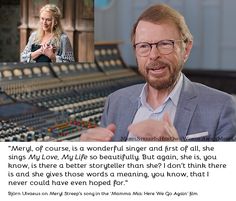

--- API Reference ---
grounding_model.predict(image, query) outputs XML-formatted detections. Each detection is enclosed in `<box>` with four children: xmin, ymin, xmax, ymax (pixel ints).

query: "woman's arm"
<box><xmin>56</xmin><ymin>34</ymin><xmax>75</xmax><ymax>62</ymax></box>
<box><xmin>20</xmin><ymin>32</ymin><xmax>37</xmax><ymax>62</ymax></box>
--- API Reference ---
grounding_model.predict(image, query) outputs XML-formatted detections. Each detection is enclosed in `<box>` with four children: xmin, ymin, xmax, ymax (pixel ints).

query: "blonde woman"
<box><xmin>21</xmin><ymin>4</ymin><xmax>74</xmax><ymax>63</ymax></box>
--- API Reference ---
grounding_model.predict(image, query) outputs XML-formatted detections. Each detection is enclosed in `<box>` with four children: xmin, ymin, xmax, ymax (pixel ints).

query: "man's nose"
<box><xmin>149</xmin><ymin>45</ymin><xmax>161</xmax><ymax>60</ymax></box>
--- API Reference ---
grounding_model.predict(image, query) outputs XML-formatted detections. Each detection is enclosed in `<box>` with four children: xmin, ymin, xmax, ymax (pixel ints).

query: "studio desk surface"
<box><xmin>0</xmin><ymin>42</ymin><xmax>144</xmax><ymax>142</ymax></box>
<box><xmin>1</xmin><ymin>41</ymin><xmax>235</xmax><ymax>142</ymax></box>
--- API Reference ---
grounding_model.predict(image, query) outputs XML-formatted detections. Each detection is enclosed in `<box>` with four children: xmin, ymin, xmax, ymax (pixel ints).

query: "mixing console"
<box><xmin>0</xmin><ymin>42</ymin><xmax>144</xmax><ymax>142</ymax></box>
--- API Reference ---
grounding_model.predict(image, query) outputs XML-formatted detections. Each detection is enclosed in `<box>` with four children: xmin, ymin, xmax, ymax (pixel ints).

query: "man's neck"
<box><xmin>146</xmin><ymin>74</ymin><xmax>181</xmax><ymax>109</ymax></box>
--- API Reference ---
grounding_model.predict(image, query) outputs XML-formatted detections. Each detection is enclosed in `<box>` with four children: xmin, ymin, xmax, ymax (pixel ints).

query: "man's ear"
<box><xmin>183</xmin><ymin>40</ymin><xmax>193</xmax><ymax>63</ymax></box>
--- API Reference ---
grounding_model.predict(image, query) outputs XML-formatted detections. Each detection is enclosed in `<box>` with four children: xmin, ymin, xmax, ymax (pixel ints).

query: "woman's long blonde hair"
<box><xmin>34</xmin><ymin>4</ymin><xmax>63</xmax><ymax>48</ymax></box>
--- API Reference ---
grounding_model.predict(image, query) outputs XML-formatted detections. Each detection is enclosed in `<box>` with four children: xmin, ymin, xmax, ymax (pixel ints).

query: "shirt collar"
<box><xmin>169</xmin><ymin>73</ymin><xmax>183</xmax><ymax>106</ymax></box>
<box><xmin>139</xmin><ymin>73</ymin><xmax>183</xmax><ymax>108</ymax></box>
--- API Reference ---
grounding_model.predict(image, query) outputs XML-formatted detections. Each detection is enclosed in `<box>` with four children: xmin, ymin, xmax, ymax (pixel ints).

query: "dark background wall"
<box><xmin>0</xmin><ymin>0</ymin><xmax>20</xmax><ymax>62</ymax></box>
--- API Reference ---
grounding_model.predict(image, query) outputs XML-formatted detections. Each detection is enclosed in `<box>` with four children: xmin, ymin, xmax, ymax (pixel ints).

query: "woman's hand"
<box><xmin>42</xmin><ymin>44</ymin><xmax>56</xmax><ymax>62</ymax></box>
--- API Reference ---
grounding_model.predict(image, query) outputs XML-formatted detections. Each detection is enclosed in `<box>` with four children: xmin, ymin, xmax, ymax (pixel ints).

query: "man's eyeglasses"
<box><xmin>133</xmin><ymin>39</ymin><xmax>183</xmax><ymax>57</ymax></box>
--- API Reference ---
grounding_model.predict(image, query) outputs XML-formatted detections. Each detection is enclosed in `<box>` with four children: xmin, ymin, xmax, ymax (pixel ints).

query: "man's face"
<box><xmin>134</xmin><ymin>20</ymin><xmax>192</xmax><ymax>90</ymax></box>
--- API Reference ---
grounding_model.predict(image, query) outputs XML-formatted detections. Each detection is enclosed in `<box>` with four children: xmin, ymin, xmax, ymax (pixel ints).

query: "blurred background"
<box><xmin>95</xmin><ymin>0</ymin><xmax>236</xmax><ymax>70</ymax></box>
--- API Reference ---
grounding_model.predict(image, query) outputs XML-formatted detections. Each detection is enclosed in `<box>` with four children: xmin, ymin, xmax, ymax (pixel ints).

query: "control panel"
<box><xmin>0</xmin><ymin>42</ymin><xmax>144</xmax><ymax>141</ymax></box>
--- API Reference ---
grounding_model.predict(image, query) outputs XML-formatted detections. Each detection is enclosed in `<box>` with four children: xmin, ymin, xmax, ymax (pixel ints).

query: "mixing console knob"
<box><xmin>12</xmin><ymin>136</ymin><xmax>18</xmax><ymax>142</ymax></box>
<box><xmin>20</xmin><ymin>134</ymin><xmax>25</xmax><ymax>142</ymax></box>
<box><xmin>34</xmin><ymin>131</ymin><xmax>39</xmax><ymax>141</ymax></box>
<box><xmin>7</xmin><ymin>130</ymin><xmax>13</xmax><ymax>137</ymax></box>
<box><xmin>0</xmin><ymin>131</ymin><xmax>5</xmax><ymax>139</ymax></box>
<box><xmin>41</xmin><ymin>131</ymin><xmax>46</xmax><ymax>140</ymax></box>
<box><xmin>27</xmin><ymin>133</ymin><xmax>32</xmax><ymax>142</ymax></box>
<box><xmin>10</xmin><ymin>122</ymin><xmax>16</xmax><ymax>129</ymax></box>
<box><xmin>2</xmin><ymin>125</ymin><xmax>7</xmax><ymax>131</ymax></box>
<box><xmin>22</xmin><ymin>126</ymin><xmax>28</xmax><ymax>133</ymax></box>
<box><xmin>13</xmin><ymin>128</ymin><xmax>19</xmax><ymax>136</ymax></box>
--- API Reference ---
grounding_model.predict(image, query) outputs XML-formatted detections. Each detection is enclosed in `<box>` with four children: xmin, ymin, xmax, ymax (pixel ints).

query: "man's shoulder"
<box><xmin>190</xmin><ymin>80</ymin><xmax>234</xmax><ymax>103</ymax></box>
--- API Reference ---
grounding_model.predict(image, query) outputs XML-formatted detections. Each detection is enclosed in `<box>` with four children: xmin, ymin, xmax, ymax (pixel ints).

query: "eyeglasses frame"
<box><xmin>133</xmin><ymin>39</ymin><xmax>184</xmax><ymax>57</ymax></box>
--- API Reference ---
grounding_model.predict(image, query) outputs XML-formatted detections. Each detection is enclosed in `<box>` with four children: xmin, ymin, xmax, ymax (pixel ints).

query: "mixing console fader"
<box><xmin>0</xmin><ymin>42</ymin><xmax>144</xmax><ymax>141</ymax></box>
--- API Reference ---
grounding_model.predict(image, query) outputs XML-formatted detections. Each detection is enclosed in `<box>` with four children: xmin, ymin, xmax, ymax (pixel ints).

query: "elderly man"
<box><xmin>80</xmin><ymin>4</ymin><xmax>236</xmax><ymax>141</ymax></box>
